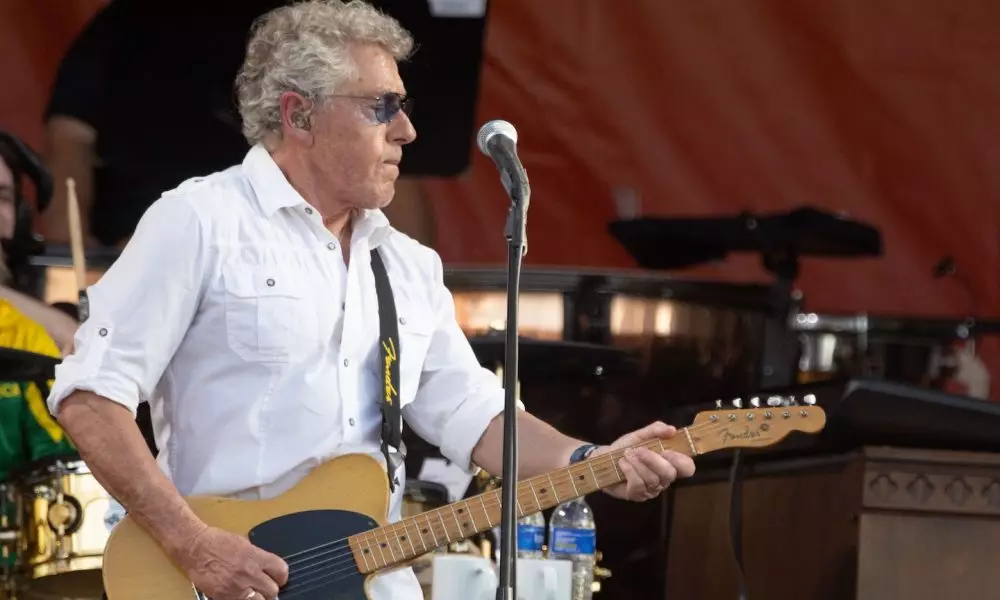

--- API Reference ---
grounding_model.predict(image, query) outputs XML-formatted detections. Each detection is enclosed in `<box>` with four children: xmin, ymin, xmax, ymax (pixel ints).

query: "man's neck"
<box><xmin>270</xmin><ymin>145</ymin><xmax>355</xmax><ymax>239</ymax></box>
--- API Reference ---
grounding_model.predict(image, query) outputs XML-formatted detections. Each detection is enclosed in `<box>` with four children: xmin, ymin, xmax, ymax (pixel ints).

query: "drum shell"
<box><xmin>16</xmin><ymin>458</ymin><xmax>117</xmax><ymax>599</ymax></box>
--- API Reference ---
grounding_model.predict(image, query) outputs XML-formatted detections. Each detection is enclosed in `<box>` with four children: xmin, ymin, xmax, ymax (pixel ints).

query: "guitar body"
<box><xmin>102</xmin><ymin>454</ymin><xmax>391</xmax><ymax>600</ymax></box>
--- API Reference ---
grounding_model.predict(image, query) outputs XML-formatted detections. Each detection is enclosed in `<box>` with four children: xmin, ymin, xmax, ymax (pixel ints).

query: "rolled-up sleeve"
<box><xmin>402</xmin><ymin>252</ymin><xmax>523</xmax><ymax>474</ymax></box>
<box><xmin>47</xmin><ymin>195</ymin><xmax>208</xmax><ymax>417</ymax></box>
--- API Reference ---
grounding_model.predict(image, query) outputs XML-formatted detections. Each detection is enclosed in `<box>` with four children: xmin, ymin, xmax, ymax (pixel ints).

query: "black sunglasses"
<box><xmin>332</xmin><ymin>92</ymin><xmax>413</xmax><ymax>125</ymax></box>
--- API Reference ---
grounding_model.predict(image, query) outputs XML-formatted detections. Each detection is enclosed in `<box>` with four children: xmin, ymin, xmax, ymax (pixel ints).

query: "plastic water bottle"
<box><xmin>548</xmin><ymin>498</ymin><xmax>596</xmax><ymax>600</ymax></box>
<box><xmin>490</xmin><ymin>511</ymin><xmax>546</xmax><ymax>562</ymax></box>
<box><xmin>516</xmin><ymin>511</ymin><xmax>546</xmax><ymax>559</ymax></box>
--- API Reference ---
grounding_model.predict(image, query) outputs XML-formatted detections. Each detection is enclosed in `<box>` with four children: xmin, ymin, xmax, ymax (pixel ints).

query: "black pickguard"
<box><xmin>248</xmin><ymin>509</ymin><xmax>378</xmax><ymax>600</ymax></box>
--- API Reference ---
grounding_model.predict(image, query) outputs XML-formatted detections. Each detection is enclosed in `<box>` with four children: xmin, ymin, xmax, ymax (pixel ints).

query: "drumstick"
<box><xmin>66</xmin><ymin>178</ymin><xmax>90</xmax><ymax>322</ymax></box>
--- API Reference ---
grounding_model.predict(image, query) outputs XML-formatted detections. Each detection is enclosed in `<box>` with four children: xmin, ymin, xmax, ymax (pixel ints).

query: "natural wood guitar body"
<box><xmin>102</xmin><ymin>454</ymin><xmax>391</xmax><ymax>600</ymax></box>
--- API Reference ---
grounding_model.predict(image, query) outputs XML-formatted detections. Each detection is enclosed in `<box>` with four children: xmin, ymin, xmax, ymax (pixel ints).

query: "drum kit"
<box><xmin>0</xmin><ymin>457</ymin><xmax>121</xmax><ymax>600</ymax></box>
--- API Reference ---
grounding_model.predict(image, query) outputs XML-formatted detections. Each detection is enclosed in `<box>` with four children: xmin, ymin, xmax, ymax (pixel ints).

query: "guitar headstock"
<box><xmin>688</xmin><ymin>394</ymin><xmax>826</xmax><ymax>453</ymax></box>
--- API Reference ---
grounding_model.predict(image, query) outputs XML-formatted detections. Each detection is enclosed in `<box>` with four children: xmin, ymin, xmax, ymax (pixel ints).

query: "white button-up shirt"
<box><xmin>48</xmin><ymin>145</ymin><xmax>509</xmax><ymax>599</ymax></box>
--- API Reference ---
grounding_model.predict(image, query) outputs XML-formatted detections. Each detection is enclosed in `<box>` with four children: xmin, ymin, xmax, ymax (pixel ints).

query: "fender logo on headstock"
<box><xmin>720</xmin><ymin>425</ymin><xmax>762</xmax><ymax>445</ymax></box>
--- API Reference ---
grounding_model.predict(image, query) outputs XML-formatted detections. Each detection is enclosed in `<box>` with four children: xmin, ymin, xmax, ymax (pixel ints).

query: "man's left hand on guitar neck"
<box><xmin>472</xmin><ymin>413</ymin><xmax>695</xmax><ymax>503</ymax></box>
<box><xmin>589</xmin><ymin>421</ymin><xmax>696</xmax><ymax>501</ymax></box>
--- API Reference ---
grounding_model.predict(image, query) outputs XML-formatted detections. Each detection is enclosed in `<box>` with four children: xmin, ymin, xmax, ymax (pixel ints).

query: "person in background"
<box><xmin>0</xmin><ymin>140</ymin><xmax>79</xmax><ymax>351</ymax></box>
<box><xmin>42</xmin><ymin>0</ymin><xmax>435</xmax><ymax>251</ymax></box>
<box><xmin>0</xmin><ymin>157</ymin><xmax>77</xmax><ymax>572</ymax></box>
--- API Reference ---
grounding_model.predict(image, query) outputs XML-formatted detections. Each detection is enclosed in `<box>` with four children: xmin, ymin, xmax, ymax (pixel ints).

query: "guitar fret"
<box><xmin>419</xmin><ymin>513</ymin><xmax>438</xmax><ymax>548</ymax></box>
<box><xmin>449</xmin><ymin>505</ymin><xmax>464</xmax><ymax>538</ymax></box>
<box><xmin>465</xmin><ymin>501</ymin><xmax>479</xmax><ymax>531</ymax></box>
<box><xmin>527</xmin><ymin>480</ymin><xmax>541</xmax><ymax>513</ymax></box>
<box><xmin>611</xmin><ymin>456</ymin><xmax>624</xmax><ymax>481</ymax></box>
<box><xmin>356</xmin><ymin>539</ymin><xmax>373</xmax><ymax>571</ymax></box>
<box><xmin>437</xmin><ymin>510</ymin><xmax>452</xmax><ymax>543</ymax></box>
<box><xmin>568</xmin><ymin>466</ymin><xmax>580</xmax><ymax>496</ymax></box>
<box><xmin>546</xmin><ymin>473</ymin><xmax>559</xmax><ymax>504</ymax></box>
<box><xmin>586</xmin><ymin>460</ymin><xmax>598</xmax><ymax>488</ymax></box>
<box><xmin>401</xmin><ymin>521</ymin><xmax>418</xmax><ymax>557</ymax></box>
<box><xmin>480</xmin><ymin>496</ymin><xmax>493</xmax><ymax>528</ymax></box>
<box><xmin>390</xmin><ymin>526</ymin><xmax>406</xmax><ymax>559</ymax></box>
<box><xmin>373</xmin><ymin>532</ymin><xmax>388</xmax><ymax>567</ymax></box>
<box><xmin>383</xmin><ymin>532</ymin><xmax>399</xmax><ymax>562</ymax></box>
<box><xmin>415</xmin><ymin>517</ymin><xmax>428</xmax><ymax>552</ymax></box>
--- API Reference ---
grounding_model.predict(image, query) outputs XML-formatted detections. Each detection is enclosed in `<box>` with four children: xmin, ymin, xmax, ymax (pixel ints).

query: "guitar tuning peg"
<box><xmin>766</xmin><ymin>396</ymin><xmax>782</xmax><ymax>407</ymax></box>
<box><xmin>803</xmin><ymin>394</ymin><xmax>816</xmax><ymax>405</ymax></box>
<box><xmin>783</xmin><ymin>396</ymin><xmax>796</xmax><ymax>407</ymax></box>
<box><xmin>732</xmin><ymin>398</ymin><xmax>742</xmax><ymax>408</ymax></box>
<box><xmin>750</xmin><ymin>397</ymin><xmax>760</xmax><ymax>408</ymax></box>
<box><xmin>715</xmin><ymin>399</ymin><xmax>723</xmax><ymax>409</ymax></box>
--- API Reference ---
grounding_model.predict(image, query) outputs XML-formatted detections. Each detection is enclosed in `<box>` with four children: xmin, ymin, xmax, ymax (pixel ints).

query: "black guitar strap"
<box><xmin>370</xmin><ymin>249</ymin><xmax>405</xmax><ymax>493</ymax></box>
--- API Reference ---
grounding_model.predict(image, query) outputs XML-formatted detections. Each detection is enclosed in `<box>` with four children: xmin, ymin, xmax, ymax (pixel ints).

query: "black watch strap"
<box><xmin>569</xmin><ymin>443</ymin><xmax>599</xmax><ymax>464</ymax></box>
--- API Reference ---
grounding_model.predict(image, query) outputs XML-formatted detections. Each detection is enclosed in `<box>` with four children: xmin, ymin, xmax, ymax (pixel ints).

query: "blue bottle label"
<box><xmin>549</xmin><ymin>527</ymin><xmax>596</xmax><ymax>555</ymax></box>
<box><xmin>517</xmin><ymin>524</ymin><xmax>545</xmax><ymax>551</ymax></box>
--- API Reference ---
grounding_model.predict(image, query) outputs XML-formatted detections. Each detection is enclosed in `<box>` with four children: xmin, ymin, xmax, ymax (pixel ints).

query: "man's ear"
<box><xmin>279</xmin><ymin>91</ymin><xmax>315</xmax><ymax>144</ymax></box>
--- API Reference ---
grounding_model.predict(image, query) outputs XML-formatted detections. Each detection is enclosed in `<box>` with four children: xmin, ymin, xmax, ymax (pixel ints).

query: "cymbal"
<box><xmin>0</xmin><ymin>347</ymin><xmax>60</xmax><ymax>381</ymax></box>
<box><xmin>467</xmin><ymin>335</ymin><xmax>638</xmax><ymax>380</ymax></box>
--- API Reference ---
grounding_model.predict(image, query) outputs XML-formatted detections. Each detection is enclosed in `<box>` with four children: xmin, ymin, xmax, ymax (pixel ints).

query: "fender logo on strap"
<box><xmin>382</xmin><ymin>338</ymin><xmax>398</xmax><ymax>406</ymax></box>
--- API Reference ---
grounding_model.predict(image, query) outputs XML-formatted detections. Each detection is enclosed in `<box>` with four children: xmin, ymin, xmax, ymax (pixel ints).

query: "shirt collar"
<box><xmin>242</xmin><ymin>144</ymin><xmax>393</xmax><ymax>248</ymax></box>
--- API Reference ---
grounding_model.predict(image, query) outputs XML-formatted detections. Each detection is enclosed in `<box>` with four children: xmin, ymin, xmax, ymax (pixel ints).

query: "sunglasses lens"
<box><xmin>376</xmin><ymin>94</ymin><xmax>412</xmax><ymax>123</ymax></box>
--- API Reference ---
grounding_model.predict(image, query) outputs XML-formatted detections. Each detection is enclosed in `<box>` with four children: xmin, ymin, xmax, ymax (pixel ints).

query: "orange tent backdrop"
<box><xmin>3</xmin><ymin>0</ymin><xmax>999</xmax><ymax>394</ymax></box>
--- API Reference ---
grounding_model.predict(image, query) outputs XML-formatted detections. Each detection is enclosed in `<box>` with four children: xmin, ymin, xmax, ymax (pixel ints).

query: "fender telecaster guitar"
<box><xmin>102</xmin><ymin>396</ymin><xmax>826</xmax><ymax>599</ymax></box>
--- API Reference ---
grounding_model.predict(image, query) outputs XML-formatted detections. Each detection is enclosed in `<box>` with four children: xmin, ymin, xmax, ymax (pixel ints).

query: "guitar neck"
<box><xmin>348</xmin><ymin>433</ymin><xmax>695</xmax><ymax>573</ymax></box>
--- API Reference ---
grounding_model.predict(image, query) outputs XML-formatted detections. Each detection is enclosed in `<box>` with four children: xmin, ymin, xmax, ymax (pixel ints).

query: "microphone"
<box><xmin>477</xmin><ymin>120</ymin><xmax>530</xmax><ymax>204</ymax></box>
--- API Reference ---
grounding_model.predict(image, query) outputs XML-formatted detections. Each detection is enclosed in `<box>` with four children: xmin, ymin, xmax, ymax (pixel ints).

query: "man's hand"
<box><xmin>592</xmin><ymin>421</ymin><xmax>696</xmax><ymax>502</ymax></box>
<box><xmin>172</xmin><ymin>526</ymin><xmax>289</xmax><ymax>600</ymax></box>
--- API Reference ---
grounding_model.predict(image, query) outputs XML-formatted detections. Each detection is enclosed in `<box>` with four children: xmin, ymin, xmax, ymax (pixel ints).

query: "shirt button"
<box><xmin>266</xmin><ymin>278</ymin><xmax>275</xmax><ymax>287</ymax></box>
<box><xmin>305</xmin><ymin>207</ymin><xmax>313</xmax><ymax>215</ymax></box>
<box><xmin>327</xmin><ymin>242</ymin><xmax>336</xmax><ymax>250</ymax></box>
<box><xmin>349</xmin><ymin>418</ymin><xmax>356</xmax><ymax>426</ymax></box>
<box><xmin>399</xmin><ymin>317</ymin><xmax>406</xmax><ymax>325</ymax></box>
<box><xmin>343</xmin><ymin>358</ymin><xmax>350</xmax><ymax>367</ymax></box>
<box><xmin>98</xmin><ymin>328</ymin><xmax>108</xmax><ymax>337</ymax></box>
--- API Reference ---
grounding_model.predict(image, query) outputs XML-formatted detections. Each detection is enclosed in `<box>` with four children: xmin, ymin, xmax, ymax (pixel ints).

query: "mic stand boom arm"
<box><xmin>497</xmin><ymin>174</ymin><xmax>529</xmax><ymax>600</ymax></box>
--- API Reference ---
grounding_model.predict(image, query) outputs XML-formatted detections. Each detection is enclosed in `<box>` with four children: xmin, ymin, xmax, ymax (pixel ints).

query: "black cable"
<box><xmin>728</xmin><ymin>449</ymin><xmax>749</xmax><ymax>600</ymax></box>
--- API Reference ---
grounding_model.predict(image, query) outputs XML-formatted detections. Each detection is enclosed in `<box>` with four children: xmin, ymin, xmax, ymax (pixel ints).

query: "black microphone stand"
<box><xmin>496</xmin><ymin>175</ymin><xmax>529</xmax><ymax>600</ymax></box>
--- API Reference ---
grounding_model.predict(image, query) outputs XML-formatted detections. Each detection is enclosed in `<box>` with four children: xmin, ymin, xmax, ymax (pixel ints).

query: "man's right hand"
<box><xmin>174</xmin><ymin>526</ymin><xmax>289</xmax><ymax>600</ymax></box>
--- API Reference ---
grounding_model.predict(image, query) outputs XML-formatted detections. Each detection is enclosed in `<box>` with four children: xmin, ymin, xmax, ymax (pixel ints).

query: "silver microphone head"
<box><xmin>477</xmin><ymin>120</ymin><xmax>518</xmax><ymax>155</ymax></box>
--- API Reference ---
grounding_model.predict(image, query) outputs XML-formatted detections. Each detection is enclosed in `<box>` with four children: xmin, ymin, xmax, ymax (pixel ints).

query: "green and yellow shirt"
<box><xmin>0</xmin><ymin>299</ymin><xmax>75</xmax><ymax>482</ymax></box>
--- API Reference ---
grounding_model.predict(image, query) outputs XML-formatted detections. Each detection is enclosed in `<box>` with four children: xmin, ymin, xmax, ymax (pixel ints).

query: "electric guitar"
<box><xmin>102</xmin><ymin>396</ymin><xmax>826</xmax><ymax>599</ymax></box>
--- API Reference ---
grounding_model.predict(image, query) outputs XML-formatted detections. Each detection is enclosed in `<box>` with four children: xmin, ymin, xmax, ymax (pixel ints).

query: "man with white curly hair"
<box><xmin>48</xmin><ymin>2</ymin><xmax>696</xmax><ymax>599</ymax></box>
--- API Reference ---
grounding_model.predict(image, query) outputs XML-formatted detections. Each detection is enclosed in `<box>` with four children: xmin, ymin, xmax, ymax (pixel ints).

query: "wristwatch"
<box><xmin>569</xmin><ymin>443</ymin><xmax>600</xmax><ymax>464</ymax></box>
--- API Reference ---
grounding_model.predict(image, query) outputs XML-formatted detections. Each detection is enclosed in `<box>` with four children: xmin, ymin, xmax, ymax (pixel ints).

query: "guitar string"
<box><xmin>272</xmin><ymin>411</ymin><xmax>804</xmax><ymax>596</ymax></box>
<box><xmin>278</xmin><ymin>455</ymin><xmax>640</xmax><ymax>598</ymax></box>
<box><xmin>278</xmin><ymin>417</ymin><xmax>748</xmax><ymax>594</ymax></box>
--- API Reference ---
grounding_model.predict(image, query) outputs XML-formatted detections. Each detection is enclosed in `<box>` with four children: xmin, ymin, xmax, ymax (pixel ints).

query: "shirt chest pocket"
<box><xmin>222</xmin><ymin>265</ymin><xmax>322</xmax><ymax>363</ymax></box>
<box><xmin>393</xmin><ymin>291</ymin><xmax>436</xmax><ymax>405</ymax></box>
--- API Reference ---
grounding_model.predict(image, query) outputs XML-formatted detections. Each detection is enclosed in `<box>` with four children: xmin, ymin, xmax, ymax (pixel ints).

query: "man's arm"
<box><xmin>470</xmin><ymin>411</ymin><xmax>584</xmax><ymax>478</ymax></box>
<box><xmin>57</xmin><ymin>393</ymin><xmax>206</xmax><ymax>554</ymax></box>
